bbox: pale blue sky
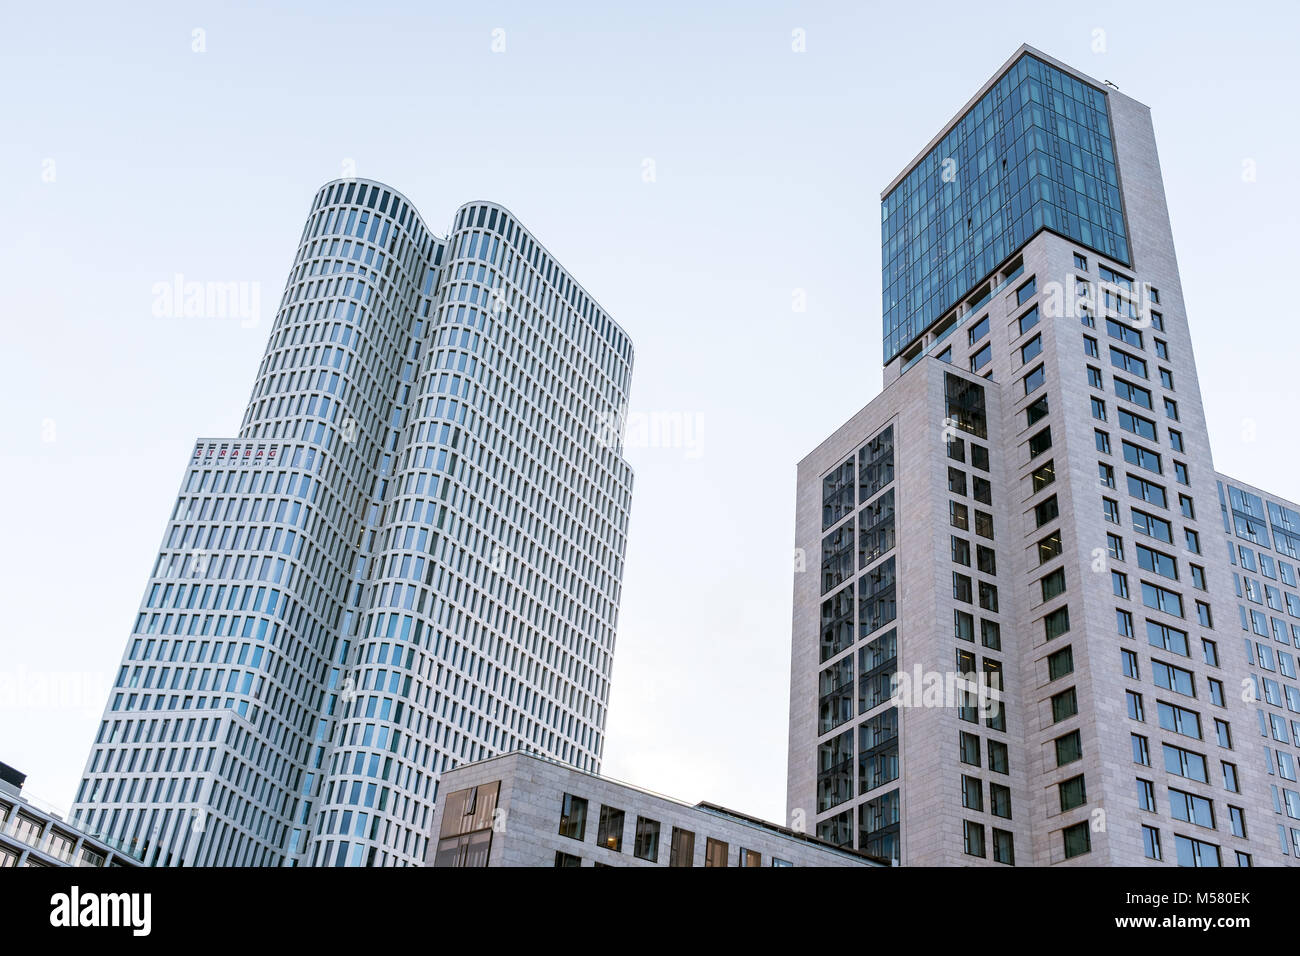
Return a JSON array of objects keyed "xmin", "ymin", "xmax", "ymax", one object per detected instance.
[{"xmin": 2, "ymin": 0, "xmax": 1297, "ymax": 824}]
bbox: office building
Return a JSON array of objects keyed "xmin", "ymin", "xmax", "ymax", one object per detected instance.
[
  {"xmin": 427, "ymin": 751, "xmax": 883, "ymax": 867},
  {"xmin": 71, "ymin": 183, "xmax": 635, "ymax": 866},
  {"xmin": 789, "ymin": 45, "xmax": 1289, "ymax": 866},
  {"xmin": 1, "ymin": 762, "xmax": 138, "ymax": 868}
]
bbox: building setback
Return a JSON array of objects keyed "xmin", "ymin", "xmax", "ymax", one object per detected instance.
[
  {"xmin": 71, "ymin": 183, "xmax": 635, "ymax": 866},
  {"xmin": 789, "ymin": 44, "xmax": 1292, "ymax": 866},
  {"xmin": 427, "ymin": 751, "xmax": 883, "ymax": 867}
]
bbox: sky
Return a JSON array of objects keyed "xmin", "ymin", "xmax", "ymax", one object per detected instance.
[{"xmin": 1, "ymin": 0, "xmax": 1298, "ymax": 826}]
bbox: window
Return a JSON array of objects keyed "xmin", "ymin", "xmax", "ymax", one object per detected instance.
[
  {"xmin": 1132, "ymin": 508, "xmax": 1172, "ymax": 543},
  {"xmin": 1032, "ymin": 459, "xmax": 1056, "ymax": 491},
  {"xmin": 949, "ymin": 501, "xmax": 968, "ymax": 530},
  {"xmin": 1109, "ymin": 345, "xmax": 1148, "ymax": 379},
  {"xmin": 1141, "ymin": 582, "xmax": 1183, "ymax": 617},
  {"xmin": 1122, "ymin": 440, "xmax": 1162, "ymax": 475},
  {"xmin": 1023, "ymin": 364, "xmax": 1046, "ymax": 395},
  {"xmin": 1115, "ymin": 377, "xmax": 1153, "ymax": 409},
  {"xmin": 1112, "ymin": 570, "xmax": 1129, "ymax": 598},
  {"xmin": 1222, "ymin": 762, "xmax": 1239, "ymax": 792},
  {"xmin": 1095, "ymin": 430, "xmax": 1111, "ymax": 454},
  {"xmin": 1147, "ymin": 620, "xmax": 1189, "ymax": 656},
  {"xmin": 738, "ymin": 847, "xmax": 761, "ymax": 867},
  {"xmin": 1174, "ymin": 834, "xmax": 1221, "ymax": 868},
  {"xmin": 961, "ymin": 774, "xmax": 984, "ymax": 811},
  {"xmin": 970, "ymin": 343, "xmax": 992, "ymax": 373},
  {"xmin": 1132, "ymin": 733, "xmax": 1151, "ymax": 766},
  {"xmin": 1160, "ymin": 368, "xmax": 1175, "ymax": 390},
  {"xmin": 1045, "ymin": 606, "xmax": 1071, "ymax": 640},
  {"xmin": 1091, "ymin": 397, "xmax": 1107, "ymax": 421},
  {"xmin": 1121, "ymin": 648, "xmax": 1139, "ymax": 678},
  {"xmin": 1185, "ymin": 529, "xmax": 1201, "ymax": 554},
  {"xmin": 1163, "ymin": 743, "xmax": 1209, "ymax": 783},
  {"xmin": 1063, "ymin": 822, "xmax": 1091, "ymax": 859},
  {"xmin": 968, "ymin": 314, "xmax": 989, "ymax": 345},
  {"xmin": 1084, "ymin": 335, "xmax": 1099, "ymax": 358},
  {"xmin": 1155, "ymin": 338, "xmax": 1168, "ymax": 359},
  {"xmin": 1202, "ymin": 639, "xmax": 1219, "ymax": 668},
  {"xmin": 634, "ymin": 817, "xmax": 660, "ymax": 862},
  {"xmin": 1229, "ymin": 806, "xmax": 1247, "ymax": 839},
  {"xmin": 988, "ymin": 740, "xmax": 1009, "ymax": 774},
  {"xmin": 1127, "ymin": 690, "xmax": 1145, "ymax": 721},
  {"xmin": 959, "ymin": 731, "xmax": 981, "ymax": 767},
  {"xmin": 1048, "ymin": 646, "xmax": 1074, "ymax": 681},
  {"xmin": 1017, "ymin": 277, "xmax": 1037, "ymax": 305},
  {"xmin": 1174, "ymin": 461, "xmax": 1189, "ymax": 485},
  {"xmin": 1035, "ymin": 496, "xmax": 1060, "ymax": 528},
  {"xmin": 1215, "ymin": 719, "xmax": 1232, "ymax": 749},
  {"xmin": 1165, "ymin": 397, "xmax": 1180, "ymax": 421},
  {"xmin": 597, "ymin": 805, "xmax": 625, "ymax": 851},
  {"xmin": 704, "ymin": 837, "xmax": 728, "ymax": 867},
  {"xmin": 954, "ymin": 609, "xmax": 974, "ymax": 642},
  {"xmin": 669, "ymin": 828, "xmax": 695, "ymax": 867},
  {"xmin": 992, "ymin": 829, "xmax": 1015, "ymax": 865},
  {"xmin": 1137, "ymin": 544, "xmax": 1178, "ymax": 580},
  {"xmin": 558, "ymin": 793, "xmax": 588, "ymax": 841},
  {"xmin": 1055, "ymin": 729, "xmax": 1082, "ymax": 766},
  {"xmin": 1143, "ymin": 825, "xmax": 1162, "ymax": 861},
  {"xmin": 1117, "ymin": 608, "xmax": 1135, "ymax": 638},
  {"xmin": 990, "ymin": 783, "xmax": 1012, "ymax": 819},
  {"xmin": 554, "ymin": 851, "xmax": 581, "ymax": 867},
  {"xmin": 1103, "ymin": 498, "xmax": 1120, "ymax": 524},
  {"xmin": 1074, "ymin": 252, "xmax": 1088, "ymax": 269},
  {"xmin": 1042, "ymin": 568, "xmax": 1067, "ymax": 602},
  {"xmin": 1128, "ymin": 475, "xmax": 1167, "ymax": 508},
  {"xmin": 1099, "ymin": 462, "xmax": 1115, "ymax": 489},
  {"xmin": 976, "ymin": 545, "xmax": 996, "ymax": 574},
  {"xmin": 951, "ymin": 535, "xmax": 971, "ymax": 566},
  {"xmin": 1038, "ymin": 531, "xmax": 1063, "ymax": 564},
  {"xmin": 1106, "ymin": 316, "xmax": 1142, "ymax": 348},
  {"xmin": 1153, "ymin": 659, "xmax": 1196, "ymax": 698},
  {"xmin": 947, "ymin": 468, "xmax": 967, "ymax": 495},
  {"xmin": 1119, "ymin": 408, "xmax": 1157, "ymax": 441},
  {"xmin": 1052, "ymin": 687, "xmax": 1079, "ymax": 723},
  {"xmin": 1021, "ymin": 334, "xmax": 1042, "ymax": 364},
  {"xmin": 964, "ymin": 820, "xmax": 986, "ymax": 858},
  {"xmin": 1087, "ymin": 365, "xmax": 1103, "ymax": 388},
  {"xmin": 1029, "ymin": 427, "xmax": 1052, "ymax": 459},
  {"xmin": 1018, "ymin": 304, "xmax": 1040, "ymax": 335},
  {"xmin": 1026, "ymin": 395, "xmax": 1050, "ymax": 426},
  {"xmin": 1137, "ymin": 777, "xmax": 1156, "ymax": 811},
  {"xmin": 1059, "ymin": 774, "xmax": 1087, "ymax": 811},
  {"xmin": 1158, "ymin": 700, "xmax": 1202, "ymax": 740}
]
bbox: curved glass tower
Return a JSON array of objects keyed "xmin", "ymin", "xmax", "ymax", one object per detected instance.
[{"xmin": 71, "ymin": 180, "xmax": 635, "ymax": 867}]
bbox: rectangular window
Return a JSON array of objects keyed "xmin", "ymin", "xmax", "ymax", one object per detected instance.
[
  {"xmin": 1059, "ymin": 774, "xmax": 1087, "ymax": 811},
  {"xmin": 964, "ymin": 820, "xmax": 986, "ymax": 858},
  {"xmin": 1023, "ymin": 364, "xmax": 1046, "ymax": 395},
  {"xmin": 1063, "ymin": 821, "xmax": 1091, "ymax": 859},
  {"xmin": 631, "ymin": 818, "xmax": 660, "ymax": 863},
  {"xmin": 704, "ymin": 837, "xmax": 728, "ymax": 868},
  {"xmin": 558, "ymin": 793, "xmax": 588, "ymax": 841},
  {"xmin": 1133, "ymin": 733, "xmax": 1151, "ymax": 766},
  {"xmin": 1055, "ymin": 730, "xmax": 1082, "ymax": 766},
  {"xmin": 669, "ymin": 828, "xmax": 695, "ymax": 867},
  {"xmin": 597, "ymin": 805, "xmax": 625, "ymax": 851},
  {"xmin": 1048, "ymin": 646, "xmax": 1074, "ymax": 681},
  {"xmin": 1021, "ymin": 334, "xmax": 1042, "ymax": 364}
]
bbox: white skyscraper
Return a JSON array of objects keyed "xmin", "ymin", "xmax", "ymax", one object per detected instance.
[{"xmin": 71, "ymin": 181, "xmax": 635, "ymax": 867}]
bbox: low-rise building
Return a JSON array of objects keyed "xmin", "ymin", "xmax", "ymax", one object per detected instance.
[
  {"xmin": 0, "ymin": 762, "xmax": 139, "ymax": 868},
  {"xmin": 426, "ymin": 751, "xmax": 885, "ymax": 867}
]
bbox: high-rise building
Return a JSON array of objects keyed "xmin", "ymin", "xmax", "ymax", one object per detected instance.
[
  {"xmin": 788, "ymin": 45, "xmax": 1292, "ymax": 866},
  {"xmin": 71, "ymin": 181, "xmax": 635, "ymax": 867}
]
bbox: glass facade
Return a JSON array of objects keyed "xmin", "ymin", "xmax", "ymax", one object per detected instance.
[{"xmin": 882, "ymin": 52, "xmax": 1129, "ymax": 363}]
